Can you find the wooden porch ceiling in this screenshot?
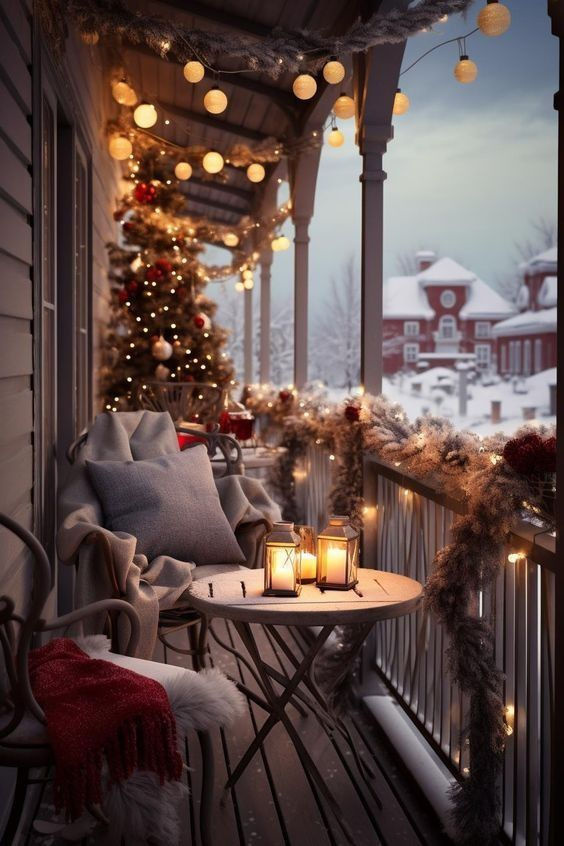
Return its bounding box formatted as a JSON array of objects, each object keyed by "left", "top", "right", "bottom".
[{"left": 123, "top": 0, "right": 369, "bottom": 221}]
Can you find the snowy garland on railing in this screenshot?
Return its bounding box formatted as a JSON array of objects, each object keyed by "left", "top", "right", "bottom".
[
  {"left": 65, "top": 0, "right": 473, "bottom": 76},
  {"left": 246, "top": 386, "right": 555, "bottom": 845}
]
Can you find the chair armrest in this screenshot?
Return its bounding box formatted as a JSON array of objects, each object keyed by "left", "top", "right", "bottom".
[
  {"left": 39, "top": 599, "right": 141, "bottom": 657},
  {"left": 176, "top": 426, "right": 243, "bottom": 476}
]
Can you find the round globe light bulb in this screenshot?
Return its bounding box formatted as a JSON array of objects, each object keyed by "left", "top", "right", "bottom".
[
  {"left": 108, "top": 134, "right": 133, "bottom": 160},
  {"left": 454, "top": 56, "right": 478, "bottom": 84},
  {"left": 246, "top": 163, "right": 265, "bottom": 183},
  {"left": 174, "top": 161, "right": 193, "bottom": 180},
  {"left": 276, "top": 235, "right": 290, "bottom": 251},
  {"left": 393, "top": 89, "right": 410, "bottom": 115},
  {"left": 242, "top": 269, "right": 253, "bottom": 280},
  {"left": 235, "top": 281, "right": 245, "bottom": 292},
  {"left": 133, "top": 102, "right": 158, "bottom": 128},
  {"left": 202, "top": 151, "right": 224, "bottom": 174},
  {"left": 292, "top": 74, "right": 317, "bottom": 100},
  {"left": 327, "top": 128, "right": 344, "bottom": 147},
  {"left": 271, "top": 237, "right": 281, "bottom": 252},
  {"left": 183, "top": 60, "right": 205, "bottom": 83},
  {"left": 204, "top": 86, "right": 228, "bottom": 114},
  {"left": 323, "top": 60, "right": 345, "bottom": 85},
  {"left": 112, "top": 80, "right": 136, "bottom": 106},
  {"left": 332, "top": 94, "right": 355, "bottom": 119},
  {"left": 223, "top": 232, "right": 239, "bottom": 247},
  {"left": 477, "top": 1, "right": 511, "bottom": 36},
  {"left": 243, "top": 278, "right": 254, "bottom": 290}
]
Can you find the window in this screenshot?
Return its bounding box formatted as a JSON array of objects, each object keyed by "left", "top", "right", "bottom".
[
  {"left": 403, "top": 343, "right": 419, "bottom": 364},
  {"left": 475, "top": 344, "right": 491, "bottom": 370},
  {"left": 404, "top": 321, "right": 419, "bottom": 336},
  {"left": 511, "top": 340, "right": 522, "bottom": 374},
  {"left": 438, "top": 315, "right": 457, "bottom": 339},
  {"left": 523, "top": 339, "right": 532, "bottom": 376},
  {"left": 475, "top": 322, "right": 490, "bottom": 338},
  {"left": 500, "top": 344, "right": 507, "bottom": 373},
  {"left": 440, "top": 289, "right": 456, "bottom": 308},
  {"left": 534, "top": 338, "right": 543, "bottom": 373}
]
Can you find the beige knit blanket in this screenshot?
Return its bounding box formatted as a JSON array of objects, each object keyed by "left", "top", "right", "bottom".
[{"left": 57, "top": 411, "right": 281, "bottom": 657}]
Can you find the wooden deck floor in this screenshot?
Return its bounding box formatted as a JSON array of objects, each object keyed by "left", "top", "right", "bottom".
[{"left": 25, "top": 621, "right": 450, "bottom": 846}]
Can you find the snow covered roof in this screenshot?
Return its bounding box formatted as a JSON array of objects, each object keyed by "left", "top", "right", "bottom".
[
  {"left": 459, "top": 276, "right": 517, "bottom": 319},
  {"left": 417, "top": 257, "right": 476, "bottom": 286},
  {"left": 523, "top": 246, "right": 557, "bottom": 274},
  {"left": 492, "top": 307, "right": 557, "bottom": 337},
  {"left": 538, "top": 275, "right": 557, "bottom": 308},
  {"left": 383, "top": 275, "right": 435, "bottom": 319}
]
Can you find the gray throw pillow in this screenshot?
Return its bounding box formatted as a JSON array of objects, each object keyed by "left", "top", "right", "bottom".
[{"left": 86, "top": 446, "right": 245, "bottom": 565}]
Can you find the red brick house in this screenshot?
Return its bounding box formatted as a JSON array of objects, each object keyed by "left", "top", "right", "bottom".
[
  {"left": 492, "top": 247, "right": 557, "bottom": 376},
  {"left": 383, "top": 252, "right": 516, "bottom": 375}
]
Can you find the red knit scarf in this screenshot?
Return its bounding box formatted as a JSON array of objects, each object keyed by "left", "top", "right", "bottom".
[{"left": 29, "top": 638, "right": 183, "bottom": 820}]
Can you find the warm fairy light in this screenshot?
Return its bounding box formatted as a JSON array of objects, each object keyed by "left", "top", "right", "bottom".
[
  {"left": 243, "top": 278, "right": 254, "bottom": 290},
  {"left": 202, "top": 151, "right": 224, "bottom": 173},
  {"left": 292, "top": 73, "right": 317, "bottom": 100},
  {"left": 454, "top": 56, "right": 478, "bottom": 84},
  {"left": 112, "top": 80, "right": 137, "bottom": 106},
  {"left": 108, "top": 134, "right": 133, "bottom": 160},
  {"left": 323, "top": 59, "right": 345, "bottom": 85},
  {"left": 393, "top": 89, "right": 410, "bottom": 115},
  {"left": 235, "top": 280, "right": 245, "bottom": 292},
  {"left": 507, "top": 552, "right": 526, "bottom": 564},
  {"left": 477, "top": 1, "right": 511, "bottom": 36},
  {"left": 133, "top": 102, "right": 158, "bottom": 128},
  {"left": 271, "top": 235, "right": 290, "bottom": 251},
  {"left": 490, "top": 454, "right": 502, "bottom": 465},
  {"left": 204, "top": 86, "right": 228, "bottom": 114},
  {"left": 247, "top": 163, "right": 266, "bottom": 183},
  {"left": 81, "top": 31, "right": 99, "bottom": 45},
  {"left": 223, "top": 232, "right": 239, "bottom": 247},
  {"left": 329, "top": 454, "right": 335, "bottom": 461},
  {"left": 174, "top": 161, "right": 193, "bottom": 180},
  {"left": 332, "top": 94, "right": 355, "bottom": 119},
  {"left": 183, "top": 60, "right": 205, "bottom": 83},
  {"left": 327, "top": 127, "right": 344, "bottom": 147}
]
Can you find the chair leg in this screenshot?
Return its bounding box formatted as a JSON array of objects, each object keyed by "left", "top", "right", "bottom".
[
  {"left": 3, "top": 767, "right": 29, "bottom": 845},
  {"left": 197, "top": 731, "right": 214, "bottom": 846}
]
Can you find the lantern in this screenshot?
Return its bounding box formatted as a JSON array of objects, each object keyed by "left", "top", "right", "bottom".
[
  {"left": 297, "top": 525, "right": 317, "bottom": 583},
  {"left": 247, "top": 163, "right": 265, "bottom": 183},
  {"left": 263, "top": 522, "right": 302, "bottom": 596},
  {"left": 223, "top": 232, "right": 239, "bottom": 247},
  {"left": 204, "top": 86, "right": 228, "bottom": 114},
  {"left": 292, "top": 74, "right": 317, "bottom": 100},
  {"left": 477, "top": 1, "right": 511, "bottom": 37},
  {"left": 393, "top": 89, "right": 410, "bottom": 115},
  {"left": 134, "top": 102, "right": 158, "bottom": 128},
  {"left": 316, "top": 515, "right": 359, "bottom": 590},
  {"left": 112, "top": 80, "right": 137, "bottom": 106},
  {"left": 454, "top": 56, "right": 478, "bottom": 84},
  {"left": 108, "top": 134, "right": 133, "bottom": 160},
  {"left": 174, "top": 161, "right": 193, "bottom": 180},
  {"left": 202, "top": 151, "right": 224, "bottom": 174},
  {"left": 183, "top": 60, "right": 205, "bottom": 83},
  {"left": 323, "top": 59, "right": 345, "bottom": 85},
  {"left": 332, "top": 94, "right": 355, "bottom": 119},
  {"left": 327, "top": 128, "right": 344, "bottom": 147}
]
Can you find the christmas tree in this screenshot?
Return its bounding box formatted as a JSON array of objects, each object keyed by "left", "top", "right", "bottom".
[{"left": 101, "top": 147, "right": 236, "bottom": 411}]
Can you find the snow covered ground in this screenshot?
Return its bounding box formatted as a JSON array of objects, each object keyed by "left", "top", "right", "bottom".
[{"left": 327, "top": 367, "right": 556, "bottom": 436}]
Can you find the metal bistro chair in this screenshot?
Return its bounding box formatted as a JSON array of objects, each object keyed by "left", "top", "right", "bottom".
[{"left": 0, "top": 512, "right": 215, "bottom": 846}]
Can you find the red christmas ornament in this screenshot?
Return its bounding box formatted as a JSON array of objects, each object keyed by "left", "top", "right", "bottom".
[
  {"left": 127, "top": 280, "right": 138, "bottom": 294},
  {"left": 278, "top": 390, "right": 292, "bottom": 402},
  {"left": 146, "top": 267, "right": 164, "bottom": 283},
  {"left": 155, "top": 258, "right": 172, "bottom": 274},
  {"left": 118, "top": 289, "right": 128, "bottom": 305},
  {"left": 344, "top": 404, "right": 360, "bottom": 422},
  {"left": 219, "top": 410, "right": 231, "bottom": 433},
  {"left": 193, "top": 313, "right": 211, "bottom": 331},
  {"left": 134, "top": 182, "right": 157, "bottom": 204}
]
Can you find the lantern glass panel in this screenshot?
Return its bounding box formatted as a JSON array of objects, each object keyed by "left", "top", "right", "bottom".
[
  {"left": 316, "top": 516, "right": 359, "bottom": 590},
  {"left": 297, "top": 525, "right": 317, "bottom": 583},
  {"left": 263, "top": 522, "right": 302, "bottom": 596}
]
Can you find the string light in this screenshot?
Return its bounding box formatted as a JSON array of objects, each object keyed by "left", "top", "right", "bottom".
[
  {"left": 174, "top": 161, "right": 193, "bottom": 180},
  {"left": 454, "top": 55, "right": 478, "bottom": 84},
  {"left": 327, "top": 126, "right": 344, "bottom": 147},
  {"left": 247, "top": 163, "right": 266, "bottom": 183},
  {"left": 204, "top": 85, "right": 228, "bottom": 114},
  {"left": 183, "top": 60, "right": 205, "bottom": 82},
  {"left": 393, "top": 89, "right": 410, "bottom": 115},
  {"left": 322, "top": 59, "right": 345, "bottom": 85},
  {"left": 133, "top": 102, "right": 158, "bottom": 128},
  {"left": 202, "top": 151, "right": 224, "bottom": 173},
  {"left": 112, "top": 79, "right": 137, "bottom": 106},
  {"left": 332, "top": 94, "right": 355, "bottom": 119},
  {"left": 108, "top": 134, "right": 133, "bottom": 160},
  {"left": 243, "top": 278, "right": 254, "bottom": 290},
  {"left": 293, "top": 73, "right": 317, "bottom": 100},
  {"left": 223, "top": 232, "right": 239, "bottom": 247},
  {"left": 477, "top": 1, "right": 511, "bottom": 37},
  {"left": 235, "top": 280, "right": 245, "bottom": 292},
  {"left": 507, "top": 552, "right": 526, "bottom": 564}
]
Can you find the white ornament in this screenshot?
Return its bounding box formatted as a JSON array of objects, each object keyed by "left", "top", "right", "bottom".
[
  {"left": 155, "top": 364, "right": 171, "bottom": 381},
  {"left": 152, "top": 335, "right": 173, "bottom": 361}
]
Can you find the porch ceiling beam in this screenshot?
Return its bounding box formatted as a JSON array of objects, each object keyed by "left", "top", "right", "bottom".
[
  {"left": 159, "top": 100, "right": 269, "bottom": 142},
  {"left": 188, "top": 176, "right": 254, "bottom": 203},
  {"left": 154, "top": 0, "right": 272, "bottom": 38}
]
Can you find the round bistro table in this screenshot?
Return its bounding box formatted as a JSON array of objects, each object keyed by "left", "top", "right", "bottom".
[{"left": 188, "top": 567, "right": 422, "bottom": 844}]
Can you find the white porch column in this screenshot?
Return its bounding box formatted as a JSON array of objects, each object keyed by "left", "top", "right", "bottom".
[
  {"left": 244, "top": 285, "right": 253, "bottom": 384},
  {"left": 259, "top": 248, "right": 273, "bottom": 383},
  {"left": 293, "top": 214, "right": 311, "bottom": 389}
]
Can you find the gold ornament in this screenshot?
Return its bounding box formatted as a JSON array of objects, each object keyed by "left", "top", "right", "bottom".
[
  {"left": 477, "top": 1, "right": 511, "bottom": 37},
  {"left": 183, "top": 60, "right": 205, "bottom": 83},
  {"left": 204, "top": 86, "right": 228, "bottom": 114},
  {"left": 393, "top": 89, "right": 410, "bottom": 115},
  {"left": 454, "top": 56, "right": 478, "bottom": 84},
  {"left": 174, "top": 161, "right": 193, "bottom": 180},
  {"left": 323, "top": 60, "right": 345, "bottom": 85},
  {"left": 202, "top": 151, "right": 224, "bottom": 174},
  {"left": 223, "top": 232, "right": 239, "bottom": 247},
  {"left": 292, "top": 74, "right": 317, "bottom": 100},
  {"left": 246, "top": 163, "right": 265, "bottom": 183},
  {"left": 108, "top": 134, "right": 133, "bottom": 160},
  {"left": 327, "top": 128, "right": 344, "bottom": 147},
  {"left": 332, "top": 94, "right": 355, "bottom": 119},
  {"left": 133, "top": 102, "right": 158, "bottom": 128}
]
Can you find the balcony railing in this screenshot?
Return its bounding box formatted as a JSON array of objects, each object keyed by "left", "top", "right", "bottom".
[{"left": 293, "top": 444, "right": 555, "bottom": 845}]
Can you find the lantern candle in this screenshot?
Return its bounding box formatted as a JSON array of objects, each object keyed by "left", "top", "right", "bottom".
[
  {"left": 316, "top": 515, "right": 359, "bottom": 590},
  {"left": 271, "top": 549, "right": 295, "bottom": 592},
  {"left": 297, "top": 524, "right": 317, "bottom": 583},
  {"left": 301, "top": 553, "right": 317, "bottom": 582},
  {"left": 326, "top": 546, "right": 347, "bottom": 584}
]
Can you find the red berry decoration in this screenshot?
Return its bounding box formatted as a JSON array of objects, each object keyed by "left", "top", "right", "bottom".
[
  {"left": 278, "top": 390, "right": 291, "bottom": 402},
  {"left": 344, "top": 404, "right": 360, "bottom": 422},
  {"left": 118, "top": 289, "right": 128, "bottom": 305},
  {"left": 134, "top": 182, "right": 157, "bottom": 205},
  {"left": 502, "top": 433, "right": 555, "bottom": 475},
  {"left": 193, "top": 312, "right": 211, "bottom": 331},
  {"left": 146, "top": 267, "right": 163, "bottom": 283}
]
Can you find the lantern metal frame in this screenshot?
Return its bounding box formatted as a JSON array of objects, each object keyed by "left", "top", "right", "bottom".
[
  {"left": 316, "top": 515, "right": 359, "bottom": 591},
  {"left": 263, "top": 522, "right": 302, "bottom": 597}
]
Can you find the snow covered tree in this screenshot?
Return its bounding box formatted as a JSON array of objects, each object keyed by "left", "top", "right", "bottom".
[{"left": 498, "top": 217, "right": 556, "bottom": 302}]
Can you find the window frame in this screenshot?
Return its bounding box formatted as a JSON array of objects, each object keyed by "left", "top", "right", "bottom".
[
  {"left": 475, "top": 321, "right": 490, "bottom": 339},
  {"left": 440, "top": 289, "right": 456, "bottom": 309},
  {"left": 403, "top": 342, "right": 420, "bottom": 364},
  {"left": 438, "top": 314, "right": 457, "bottom": 339},
  {"left": 474, "top": 343, "right": 491, "bottom": 370},
  {"left": 404, "top": 320, "right": 420, "bottom": 337}
]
